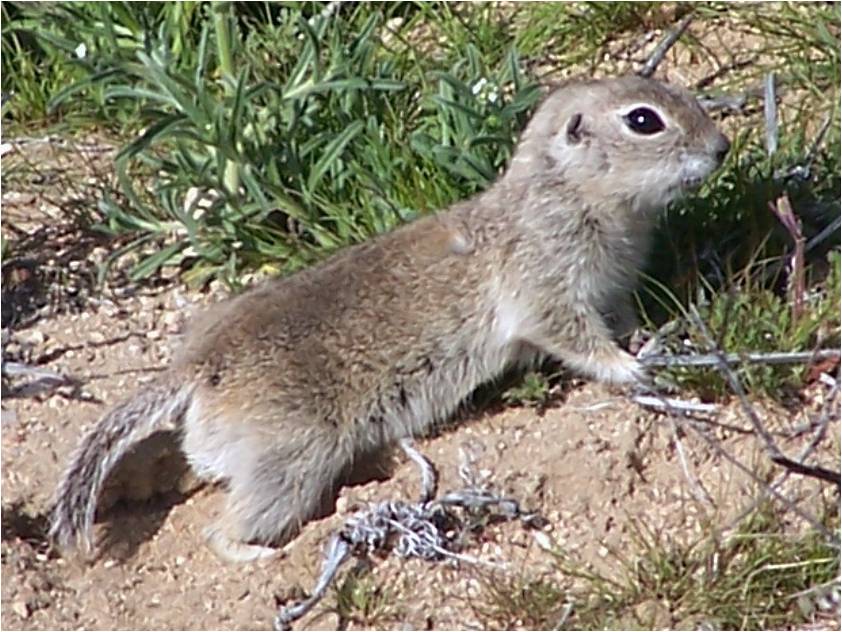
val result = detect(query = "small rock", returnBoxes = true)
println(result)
[533,530,554,551]
[18,330,46,347]
[12,599,29,618]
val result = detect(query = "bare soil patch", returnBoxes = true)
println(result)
[1,276,837,629]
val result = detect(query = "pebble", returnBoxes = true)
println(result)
[89,332,106,344]
[12,599,29,618]
[18,330,46,346]
[533,530,553,551]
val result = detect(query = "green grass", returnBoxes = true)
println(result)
[469,507,840,630]
[331,564,404,628]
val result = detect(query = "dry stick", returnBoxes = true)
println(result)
[694,58,756,91]
[634,373,837,539]
[769,194,806,320]
[634,380,836,539]
[795,380,839,464]
[631,394,718,415]
[807,215,842,253]
[641,349,840,369]
[681,415,835,541]
[1,361,78,398]
[719,378,839,535]
[273,441,540,630]
[687,306,841,487]
[764,72,778,157]
[398,437,438,502]
[698,82,766,112]
[670,417,714,505]
[638,13,694,78]
[769,374,840,485]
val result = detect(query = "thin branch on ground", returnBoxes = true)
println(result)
[670,417,714,505]
[1,361,78,398]
[722,378,839,535]
[791,378,839,464]
[681,414,835,540]
[640,348,840,368]
[632,384,835,537]
[687,306,841,487]
[632,394,718,415]
[697,82,766,112]
[807,215,842,253]
[638,13,694,78]
[768,453,840,486]
[764,72,778,157]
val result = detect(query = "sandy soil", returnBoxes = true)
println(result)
[1,273,837,630]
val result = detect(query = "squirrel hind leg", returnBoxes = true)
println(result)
[181,399,353,560]
[211,427,352,561]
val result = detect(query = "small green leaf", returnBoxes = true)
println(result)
[306,120,364,192]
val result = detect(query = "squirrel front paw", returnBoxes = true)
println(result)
[598,349,646,385]
[569,347,646,385]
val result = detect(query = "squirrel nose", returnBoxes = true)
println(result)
[713,133,730,164]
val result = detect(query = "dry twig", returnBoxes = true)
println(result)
[638,13,694,78]
[641,349,839,369]
[687,306,840,488]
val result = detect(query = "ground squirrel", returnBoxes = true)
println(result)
[50,76,730,563]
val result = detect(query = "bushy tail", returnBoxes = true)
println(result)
[49,377,193,555]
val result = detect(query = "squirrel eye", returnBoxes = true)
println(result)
[624,107,665,135]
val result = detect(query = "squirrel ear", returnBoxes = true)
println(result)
[565,113,584,144]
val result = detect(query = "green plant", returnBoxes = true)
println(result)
[640,248,841,399]
[502,371,554,408]
[3,2,839,384]
[332,567,403,628]
[37,3,540,285]
[470,572,569,630]
[2,2,209,130]
[470,507,839,630]
[578,510,840,630]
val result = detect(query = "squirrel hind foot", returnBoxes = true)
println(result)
[203,526,282,563]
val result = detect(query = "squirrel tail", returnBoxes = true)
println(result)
[49,377,193,555]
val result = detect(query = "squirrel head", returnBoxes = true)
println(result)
[508,76,730,215]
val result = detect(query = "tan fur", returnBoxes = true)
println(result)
[50,76,729,562]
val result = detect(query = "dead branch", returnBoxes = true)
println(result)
[632,394,718,415]
[641,348,840,369]
[687,306,841,488]
[769,194,806,320]
[764,72,779,156]
[638,13,694,78]
[670,417,714,504]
